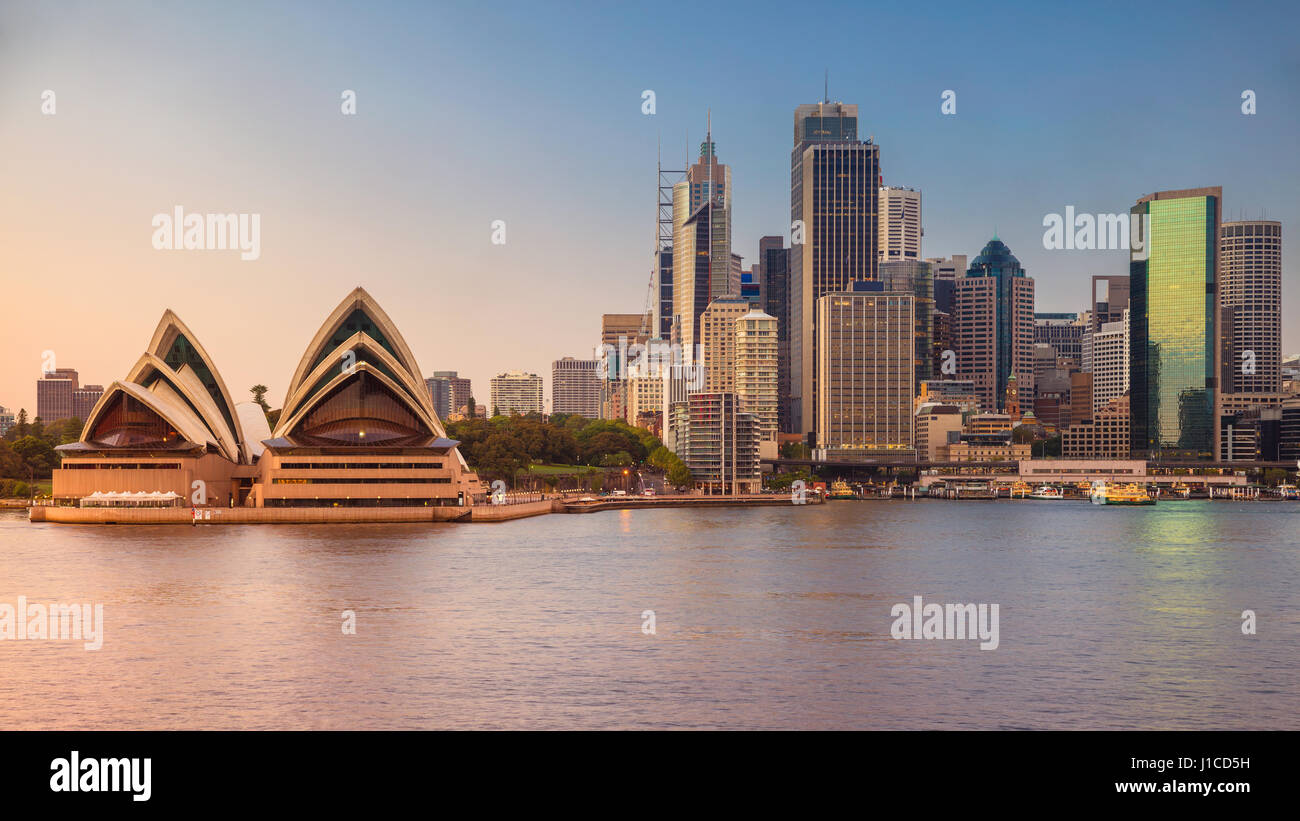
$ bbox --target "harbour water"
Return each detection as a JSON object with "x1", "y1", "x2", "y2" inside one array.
[{"x1": 0, "y1": 501, "x2": 1295, "y2": 730}]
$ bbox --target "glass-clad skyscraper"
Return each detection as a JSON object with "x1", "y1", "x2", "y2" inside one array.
[{"x1": 1129, "y1": 187, "x2": 1221, "y2": 457}]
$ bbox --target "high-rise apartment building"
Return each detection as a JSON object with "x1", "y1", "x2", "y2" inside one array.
[
  {"x1": 1220, "y1": 220, "x2": 1282, "y2": 394},
  {"x1": 699, "y1": 297, "x2": 752, "y2": 393},
  {"x1": 790, "y1": 101, "x2": 878, "y2": 435},
  {"x1": 954, "y1": 238, "x2": 1035, "y2": 413},
  {"x1": 72, "y1": 385, "x2": 104, "y2": 422},
  {"x1": 551, "y1": 358, "x2": 601, "y2": 418},
  {"x1": 1090, "y1": 309, "x2": 1129, "y2": 417},
  {"x1": 759, "y1": 236, "x2": 792, "y2": 433},
  {"x1": 1129, "y1": 187, "x2": 1221, "y2": 457},
  {"x1": 489, "y1": 371, "x2": 544, "y2": 416},
  {"x1": 815, "y1": 282, "x2": 915, "y2": 459},
  {"x1": 36, "y1": 368, "x2": 80, "y2": 422},
  {"x1": 430, "y1": 371, "x2": 473, "y2": 417},
  {"x1": 679, "y1": 392, "x2": 760, "y2": 494},
  {"x1": 878, "y1": 186, "x2": 922, "y2": 262},
  {"x1": 0, "y1": 406, "x2": 14, "y2": 436},
  {"x1": 734, "y1": 309, "x2": 778, "y2": 449}
]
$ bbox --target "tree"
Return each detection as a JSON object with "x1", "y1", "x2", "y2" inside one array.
[
  {"x1": 467, "y1": 396, "x2": 476, "y2": 418},
  {"x1": 250, "y1": 384, "x2": 271, "y2": 414},
  {"x1": 12, "y1": 436, "x2": 56, "y2": 482},
  {"x1": 666, "y1": 460, "x2": 692, "y2": 488}
]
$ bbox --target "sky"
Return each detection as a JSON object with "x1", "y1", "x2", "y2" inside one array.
[{"x1": 2, "y1": 0, "x2": 1298, "y2": 417}]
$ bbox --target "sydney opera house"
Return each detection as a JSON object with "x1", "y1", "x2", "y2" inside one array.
[{"x1": 48, "y1": 288, "x2": 483, "y2": 519}]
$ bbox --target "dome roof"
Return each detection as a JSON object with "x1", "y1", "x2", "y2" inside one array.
[{"x1": 969, "y1": 237, "x2": 1023, "y2": 274}]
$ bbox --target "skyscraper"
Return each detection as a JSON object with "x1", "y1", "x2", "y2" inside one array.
[
  {"x1": 1220, "y1": 220, "x2": 1281, "y2": 394},
  {"x1": 551, "y1": 358, "x2": 601, "y2": 418},
  {"x1": 880, "y1": 260, "x2": 935, "y2": 394},
  {"x1": 1090, "y1": 310, "x2": 1129, "y2": 417},
  {"x1": 425, "y1": 376, "x2": 452, "y2": 420},
  {"x1": 36, "y1": 368, "x2": 79, "y2": 422},
  {"x1": 1129, "y1": 187, "x2": 1221, "y2": 457},
  {"x1": 815, "y1": 282, "x2": 915, "y2": 459},
  {"x1": 878, "y1": 186, "x2": 922, "y2": 262},
  {"x1": 431, "y1": 371, "x2": 473, "y2": 417},
  {"x1": 1090, "y1": 275, "x2": 1130, "y2": 332},
  {"x1": 672, "y1": 123, "x2": 733, "y2": 358},
  {"x1": 759, "y1": 236, "x2": 792, "y2": 433},
  {"x1": 699, "y1": 297, "x2": 752, "y2": 393},
  {"x1": 72, "y1": 385, "x2": 104, "y2": 422},
  {"x1": 734, "y1": 309, "x2": 779, "y2": 451},
  {"x1": 790, "y1": 100, "x2": 878, "y2": 435},
  {"x1": 954, "y1": 238, "x2": 1035, "y2": 413}
]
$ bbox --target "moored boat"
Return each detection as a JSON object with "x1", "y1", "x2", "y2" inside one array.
[
  {"x1": 1029, "y1": 485, "x2": 1064, "y2": 500},
  {"x1": 1103, "y1": 483, "x2": 1156, "y2": 506},
  {"x1": 827, "y1": 480, "x2": 857, "y2": 500}
]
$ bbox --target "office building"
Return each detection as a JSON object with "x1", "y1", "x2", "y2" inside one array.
[
  {"x1": 791, "y1": 100, "x2": 879, "y2": 435},
  {"x1": 430, "y1": 371, "x2": 473, "y2": 417},
  {"x1": 1063, "y1": 396, "x2": 1131, "y2": 459},
  {"x1": 1220, "y1": 220, "x2": 1282, "y2": 394},
  {"x1": 1091, "y1": 275, "x2": 1130, "y2": 332},
  {"x1": 1090, "y1": 310, "x2": 1129, "y2": 416},
  {"x1": 815, "y1": 283, "x2": 915, "y2": 459},
  {"x1": 880, "y1": 260, "x2": 935, "y2": 393},
  {"x1": 425, "y1": 376, "x2": 452, "y2": 420},
  {"x1": 1129, "y1": 187, "x2": 1221, "y2": 457},
  {"x1": 954, "y1": 237, "x2": 1035, "y2": 413},
  {"x1": 672, "y1": 127, "x2": 733, "y2": 358},
  {"x1": 551, "y1": 358, "x2": 600, "y2": 418},
  {"x1": 914, "y1": 403, "x2": 964, "y2": 461}
]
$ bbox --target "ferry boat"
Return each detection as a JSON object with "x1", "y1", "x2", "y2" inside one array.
[
  {"x1": 827, "y1": 480, "x2": 857, "y2": 500},
  {"x1": 1103, "y1": 483, "x2": 1156, "y2": 506},
  {"x1": 1276, "y1": 484, "x2": 1299, "y2": 500},
  {"x1": 1170, "y1": 481, "x2": 1191, "y2": 499},
  {"x1": 1009, "y1": 480, "x2": 1031, "y2": 498},
  {"x1": 1089, "y1": 480, "x2": 1109, "y2": 505},
  {"x1": 1028, "y1": 485, "x2": 1064, "y2": 500}
]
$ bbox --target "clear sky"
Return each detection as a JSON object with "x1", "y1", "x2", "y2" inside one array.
[{"x1": 2, "y1": 0, "x2": 1297, "y2": 416}]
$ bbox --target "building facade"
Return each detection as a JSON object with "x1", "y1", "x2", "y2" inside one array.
[
  {"x1": 37, "y1": 368, "x2": 80, "y2": 422},
  {"x1": 954, "y1": 238, "x2": 1035, "y2": 413},
  {"x1": 734, "y1": 309, "x2": 779, "y2": 451},
  {"x1": 878, "y1": 186, "x2": 922, "y2": 262},
  {"x1": 791, "y1": 124, "x2": 879, "y2": 436},
  {"x1": 490, "y1": 371, "x2": 544, "y2": 416},
  {"x1": 1129, "y1": 187, "x2": 1221, "y2": 457},
  {"x1": 551, "y1": 357, "x2": 600, "y2": 418},
  {"x1": 680, "y1": 392, "x2": 760, "y2": 494},
  {"x1": 1220, "y1": 220, "x2": 1281, "y2": 394},
  {"x1": 815, "y1": 284, "x2": 915, "y2": 459}
]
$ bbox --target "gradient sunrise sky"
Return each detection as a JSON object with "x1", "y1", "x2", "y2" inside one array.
[{"x1": 2, "y1": 0, "x2": 1297, "y2": 416}]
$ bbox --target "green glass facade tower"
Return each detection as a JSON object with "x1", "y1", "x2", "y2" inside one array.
[{"x1": 1129, "y1": 187, "x2": 1221, "y2": 457}]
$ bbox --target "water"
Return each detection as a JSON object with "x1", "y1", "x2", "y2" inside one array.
[{"x1": 1, "y1": 501, "x2": 1296, "y2": 729}]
